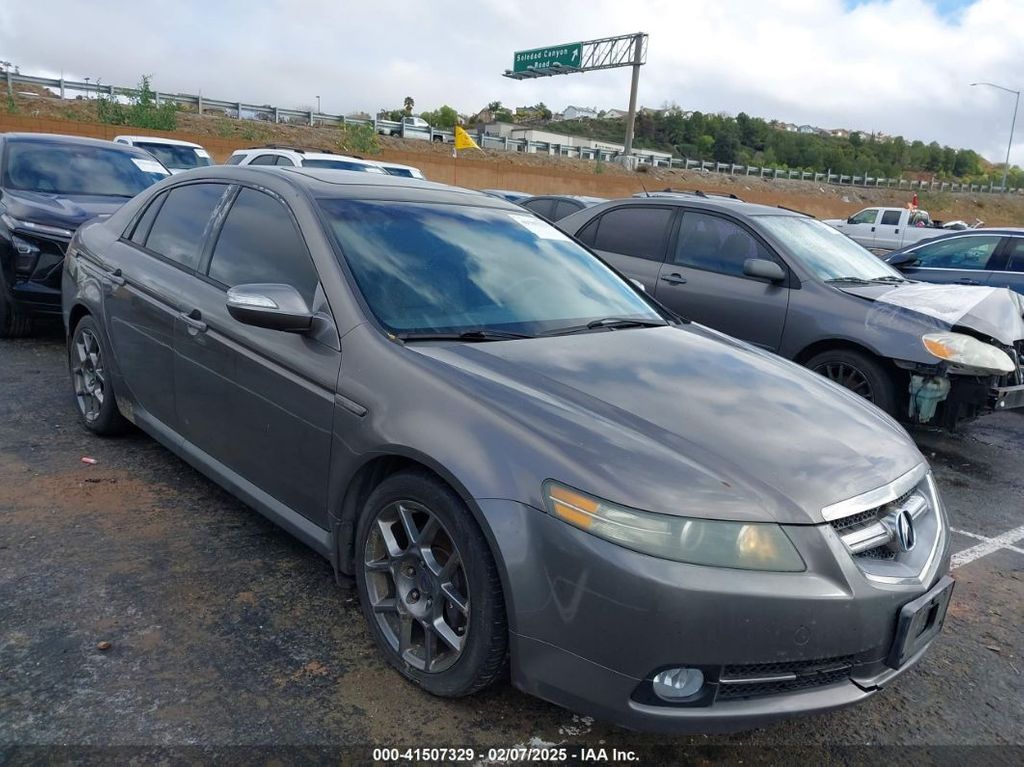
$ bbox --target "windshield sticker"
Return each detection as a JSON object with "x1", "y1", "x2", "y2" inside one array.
[
  {"x1": 194, "y1": 148, "x2": 211, "y2": 158},
  {"x1": 132, "y1": 158, "x2": 170, "y2": 175},
  {"x1": 509, "y1": 213, "x2": 571, "y2": 241}
]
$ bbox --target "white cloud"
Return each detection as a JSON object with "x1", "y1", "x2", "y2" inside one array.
[{"x1": 1, "y1": 0, "x2": 1021, "y2": 164}]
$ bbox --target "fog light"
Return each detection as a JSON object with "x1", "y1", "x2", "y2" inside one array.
[{"x1": 652, "y1": 667, "x2": 704, "y2": 701}]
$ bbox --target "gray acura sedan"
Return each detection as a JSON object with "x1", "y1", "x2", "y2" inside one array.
[{"x1": 62, "y1": 166, "x2": 952, "y2": 732}]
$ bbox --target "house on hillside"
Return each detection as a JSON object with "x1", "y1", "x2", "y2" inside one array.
[
  {"x1": 797, "y1": 124, "x2": 818, "y2": 134},
  {"x1": 562, "y1": 105, "x2": 599, "y2": 120},
  {"x1": 605, "y1": 108, "x2": 628, "y2": 119},
  {"x1": 829, "y1": 128, "x2": 850, "y2": 139}
]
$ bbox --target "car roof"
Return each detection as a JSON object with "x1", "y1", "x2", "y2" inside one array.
[
  {"x1": 115, "y1": 135, "x2": 204, "y2": 148},
  {"x1": 174, "y1": 165, "x2": 515, "y2": 207},
  {"x1": 2, "y1": 132, "x2": 150, "y2": 151},
  {"x1": 584, "y1": 196, "x2": 805, "y2": 219},
  {"x1": 890, "y1": 228, "x2": 1024, "y2": 253},
  {"x1": 523, "y1": 194, "x2": 606, "y2": 204}
]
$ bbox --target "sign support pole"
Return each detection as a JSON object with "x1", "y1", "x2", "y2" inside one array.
[{"x1": 621, "y1": 33, "x2": 644, "y2": 164}]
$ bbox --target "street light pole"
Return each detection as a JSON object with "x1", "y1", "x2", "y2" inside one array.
[
  {"x1": 972, "y1": 81, "x2": 1020, "y2": 192},
  {"x1": 316, "y1": 95, "x2": 321, "y2": 114}
]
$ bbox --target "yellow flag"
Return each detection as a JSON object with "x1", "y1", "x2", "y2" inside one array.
[{"x1": 454, "y1": 126, "x2": 480, "y2": 151}]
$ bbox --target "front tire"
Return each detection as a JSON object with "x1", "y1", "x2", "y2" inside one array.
[
  {"x1": 0, "y1": 280, "x2": 32, "y2": 338},
  {"x1": 806, "y1": 348, "x2": 899, "y2": 416},
  {"x1": 69, "y1": 315, "x2": 128, "y2": 435},
  {"x1": 355, "y1": 470, "x2": 508, "y2": 697}
]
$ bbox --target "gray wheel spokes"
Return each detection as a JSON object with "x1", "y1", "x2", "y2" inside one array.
[
  {"x1": 73, "y1": 329, "x2": 104, "y2": 420},
  {"x1": 363, "y1": 499, "x2": 469, "y2": 674}
]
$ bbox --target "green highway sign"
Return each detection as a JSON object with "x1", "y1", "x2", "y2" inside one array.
[{"x1": 513, "y1": 42, "x2": 583, "y2": 73}]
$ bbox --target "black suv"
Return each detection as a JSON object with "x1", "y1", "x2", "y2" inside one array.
[{"x1": 0, "y1": 133, "x2": 169, "y2": 336}]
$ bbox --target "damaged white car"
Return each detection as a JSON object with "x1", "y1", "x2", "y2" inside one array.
[{"x1": 557, "y1": 200, "x2": 1024, "y2": 427}]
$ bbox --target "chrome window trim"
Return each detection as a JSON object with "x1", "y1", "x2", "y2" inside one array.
[{"x1": 821, "y1": 463, "x2": 928, "y2": 522}]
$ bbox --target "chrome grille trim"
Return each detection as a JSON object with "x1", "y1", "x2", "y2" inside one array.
[
  {"x1": 821, "y1": 463, "x2": 929, "y2": 522},
  {"x1": 837, "y1": 494, "x2": 929, "y2": 554}
]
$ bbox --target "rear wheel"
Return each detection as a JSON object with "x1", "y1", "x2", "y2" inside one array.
[
  {"x1": 355, "y1": 470, "x2": 508, "y2": 697},
  {"x1": 69, "y1": 315, "x2": 128, "y2": 435},
  {"x1": 806, "y1": 348, "x2": 899, "y2": 416}
]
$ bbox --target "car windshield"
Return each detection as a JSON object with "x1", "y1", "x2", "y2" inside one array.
[
  {"x1": 303, "y1": 159, "x2": 387, "y2": 173},
  {"x1": 758, "y1": 215, "x2": 904, "y2": 282},
  {"x1": 319, "y1": 200, "x2": 663, "y2": 336},
  {"x1": 3, "y1": 141, "x2": 170, "y2": 196},
  {"x1": 134, "y1": 142, "x2": 212, "y2": 170}
]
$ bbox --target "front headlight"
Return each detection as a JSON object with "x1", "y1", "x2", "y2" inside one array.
[
  {"x1": 922, "y1": 332, "x2": 1015, "y2": 374},
  {"x1": 543, "y1": 481, "x2": 805, "y2": 572}
]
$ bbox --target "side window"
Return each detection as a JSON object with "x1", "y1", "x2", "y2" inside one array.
[
  {"x1": 673, "y1": 212, "x2": 773, "y2": 277},
  {"x1": 225, "y1": 154, "x2": 246, "y2": 165},
  {"x1": 575, "y1": 216, "x2": 600, "y2": 246},
  {"x1": 591, "y1": 206, "x2": 673, "y2": 261},
  {"x1": 552, "y1": 200, "x2": 583, "y2": 221},
  {"x1": 848, "y1": 208, "x2": 879, "y2": 225},
  {"x1": 521, "y1": 199, "x2": 555, "y2": 220},
  {"x1": 206, "y1": 188, "x2": 319, "y2": 305},
  {"x1": 249, "y1": 154, "x2": 280, "y2": 166},
  {"x1": 144, "y1": 184, "x2": 227, "y2": 270},
  {"x1": 912, "y1": 236, "x2": 1002, "y2": 270},
  {"x1": 276, "y1": 155, "x2": 297, "y2": 166},
  {"x1": 880, "y1": 210, "x2": 902, "y2": 226},
  {"x1": 128, "y1": 192, "x2": 166, "y2": 245},
  {"x1": 1006, "y1": 238, "x2": 1024, "y2": 271}
]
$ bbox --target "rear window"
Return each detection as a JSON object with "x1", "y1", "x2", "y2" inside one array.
[
  {"x1": 301, "y1": 159, "x2": 387, "y2": 173},
  {"x1": 135, "y1": 142, "x2": 212, "y2": 171},
  {"x1": 225, "y1": 154, "x2": 246, "y2": 165},
  {"x1": 589, "y1": 206, "x2": 673, "y2": 261},
  {"x1": 3, "y1": 140, "x2": 169, "y2": 196}
]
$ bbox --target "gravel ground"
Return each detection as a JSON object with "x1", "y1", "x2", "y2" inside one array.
[{"x1": 0, "y1": 330, "x2": 1021, "y2": 763}]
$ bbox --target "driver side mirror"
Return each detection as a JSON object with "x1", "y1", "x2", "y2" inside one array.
[
  {"x1": 226, "y1": 283, "x2": 313, "y2": 332},
  {"x1": 743, "y1": 259, "x2": 786, "y2": 282},
  {"x1": 629, "y1": 278, "x2": 646, "y2": 292},
  {"x1": 846, "y1": 216, "x2": 856, "y2": 225},
  {"x1": 886, "y1": 252, "x2": 918, "y2": 268}
]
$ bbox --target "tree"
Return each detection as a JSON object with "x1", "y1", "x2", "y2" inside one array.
[
  {"x1": 403, "y1": 96, "x2": 414, "y2": 115},
  {"x1": 419, "y1": 104, "x2": 458, "y2": 129},
  {"x1": 712, "y1": 124, "x2": 740, "y2": 163}
]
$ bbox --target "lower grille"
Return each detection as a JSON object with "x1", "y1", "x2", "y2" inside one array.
[{"x1": 717, "y1": 655, "x2": 857, "y2": 701}]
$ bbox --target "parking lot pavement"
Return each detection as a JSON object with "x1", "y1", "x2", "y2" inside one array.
[{"x1": 1, "y1": 331, "x2": 1021, "y2": 756}]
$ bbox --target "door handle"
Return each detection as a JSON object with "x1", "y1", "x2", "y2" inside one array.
[
  {"x1": 956, "y1": 278, "x2": 979, "y2": 285},
  {"x1": 660, "y1": 273, "x2": 687, "y2": 285},
  {"x1": 894, "y1": 228, "x2": 900, "y2": 234},
  {"x1": 871, "y1": 226, "x2": 876, "y2": 232},
  {"x1": 106, "y1": 268, "x2": 126, "y2": 287},
  {"x1": 179, "y1": 310, "x2": 208, "y2": 333}
]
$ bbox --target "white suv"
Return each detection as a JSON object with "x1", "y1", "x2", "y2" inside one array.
[{"x1": 225, "y1": 146, "x2": 388, "y2": 174}]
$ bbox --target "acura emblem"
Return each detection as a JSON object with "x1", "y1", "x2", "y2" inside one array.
[{"x1": 895, "y1": 509, "x2": 917, "y2": 552}]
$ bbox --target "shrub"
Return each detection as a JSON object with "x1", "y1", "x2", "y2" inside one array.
[{"x1": 96, "y1": 75, "x2": 177, "y2": 131}]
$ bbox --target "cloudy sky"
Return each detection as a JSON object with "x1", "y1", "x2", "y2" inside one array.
[{"x1": 1, "y1": 0, "x2": 1021, "y2": 165}]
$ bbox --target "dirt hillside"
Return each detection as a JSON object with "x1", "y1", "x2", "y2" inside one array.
[{"x1": 4, "y1": 88, "x2": 1024, "y2": 226}]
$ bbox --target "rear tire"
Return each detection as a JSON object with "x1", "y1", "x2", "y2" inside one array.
[
  {"x1": 355, "y1": 469, "x2": 508, "y2": 697},
  {"x1": 68, "y1": 315, "x2": 128, "y2": 435},
  {"x1": 806, "y1": 348, "x2": 899, "y2": 416}
]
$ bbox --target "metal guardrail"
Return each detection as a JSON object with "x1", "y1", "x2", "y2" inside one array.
[{"x1": 5, "y1": 71, "x2": 1020, "y2": 195}]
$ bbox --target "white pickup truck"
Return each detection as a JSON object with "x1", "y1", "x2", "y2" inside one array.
[
  {"x1": 377, "y1": 116, "x2": 451, "y2": 143},
  {"x1": 823, "y1": 207, "x2": 947, "y2": 252}
]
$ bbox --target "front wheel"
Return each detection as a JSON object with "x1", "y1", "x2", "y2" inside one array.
[
  {"x1": 0, "y1": 278, "x2": 32, "y2": 338},
  {"x1": 806, "y1": 348, "x2": 899, "y2": 416},
  {"x1": 355, "y1": 470, "x2": 508, "y2": 697},
  {"x1": 69, "y1": 315, "x2": 128, "y2": 435}
]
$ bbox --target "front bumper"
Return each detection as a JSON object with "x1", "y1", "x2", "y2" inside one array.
[
  {"x1": 992, "y1": 383, "x2": 1024, "y2": 412},
  {"x1": 477, "y1": 499, "x2": 951, "y2": 733}
]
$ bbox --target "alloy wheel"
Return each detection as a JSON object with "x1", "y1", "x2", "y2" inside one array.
[
  {"x1": 814, "y1": 361, "x2": 874, "y2": 402},
  {"x1": 72, "y1": 328, "x2": 106, "y2": 422},
  {"x1": 363, "y1": 500, "x2": 470, "y2": 673}
]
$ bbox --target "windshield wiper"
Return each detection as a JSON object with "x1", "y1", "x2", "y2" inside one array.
[
  {"x1": 825, "y1": 277, "x2": 875, "y2": 285},
  {"x1": 394, "y1": 329, "x2": 535, "y2": 342},
  {"x1": 540, "y1": 317, "x2": 668, "y2": 336},
  {"x1": 867, "y1": 275, "x2": 909, "y2": 284}
]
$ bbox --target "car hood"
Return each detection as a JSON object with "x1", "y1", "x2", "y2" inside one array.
[
  {"x1": 1, "y1": 189, "x2": 128, "y2": 231},
  {"x1": 411, "y1": 325, "x2": 923, "y2": 525},
  {"x1": 838, "y1": 283, "x2": 1024, "y2": 345}
]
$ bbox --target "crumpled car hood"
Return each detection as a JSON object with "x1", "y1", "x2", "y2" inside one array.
[
  {"x1": 839, "y1": 283, "x2": 1024, "y2": 345},
  {"x1": 412, "y1": 325, "x2": 924, "y2": 524}
]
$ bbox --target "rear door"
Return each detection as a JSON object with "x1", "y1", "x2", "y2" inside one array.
[
  {"x1": 173, "y1": 185, "x2": 338, "y2": 528},
  {"x1": 986, "y1": 235, "x2": 1024, "y2": 296},
  {"x1": 896, "y1": 234, "x2": 1003, "y2": 286},
  {"x1": 872, "y1": 209, "x2": 905, "y2": 251},
  {"x1": 576, "y1": 205, "x2": 674, "y2": 293},
  {"x1": 654, "y1": 209, "x2": 790, "y2": 351},
  {"x1": 103, "y1": 182, "x2": 230, "y2": 432}
]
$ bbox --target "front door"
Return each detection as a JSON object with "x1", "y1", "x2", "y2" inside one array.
[
  {"x1": 896, "y1": 234, "x2": 1003, "y2": 287},
  {"x1": 838, "y1": 208, "x2": 881, "y2": 248},
  {"x1": 173, "y1": 186, "x2": 339, "y2": 528},
  {"x1": 654, "y1": 210, "x2": 790, "y2": 351}
]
